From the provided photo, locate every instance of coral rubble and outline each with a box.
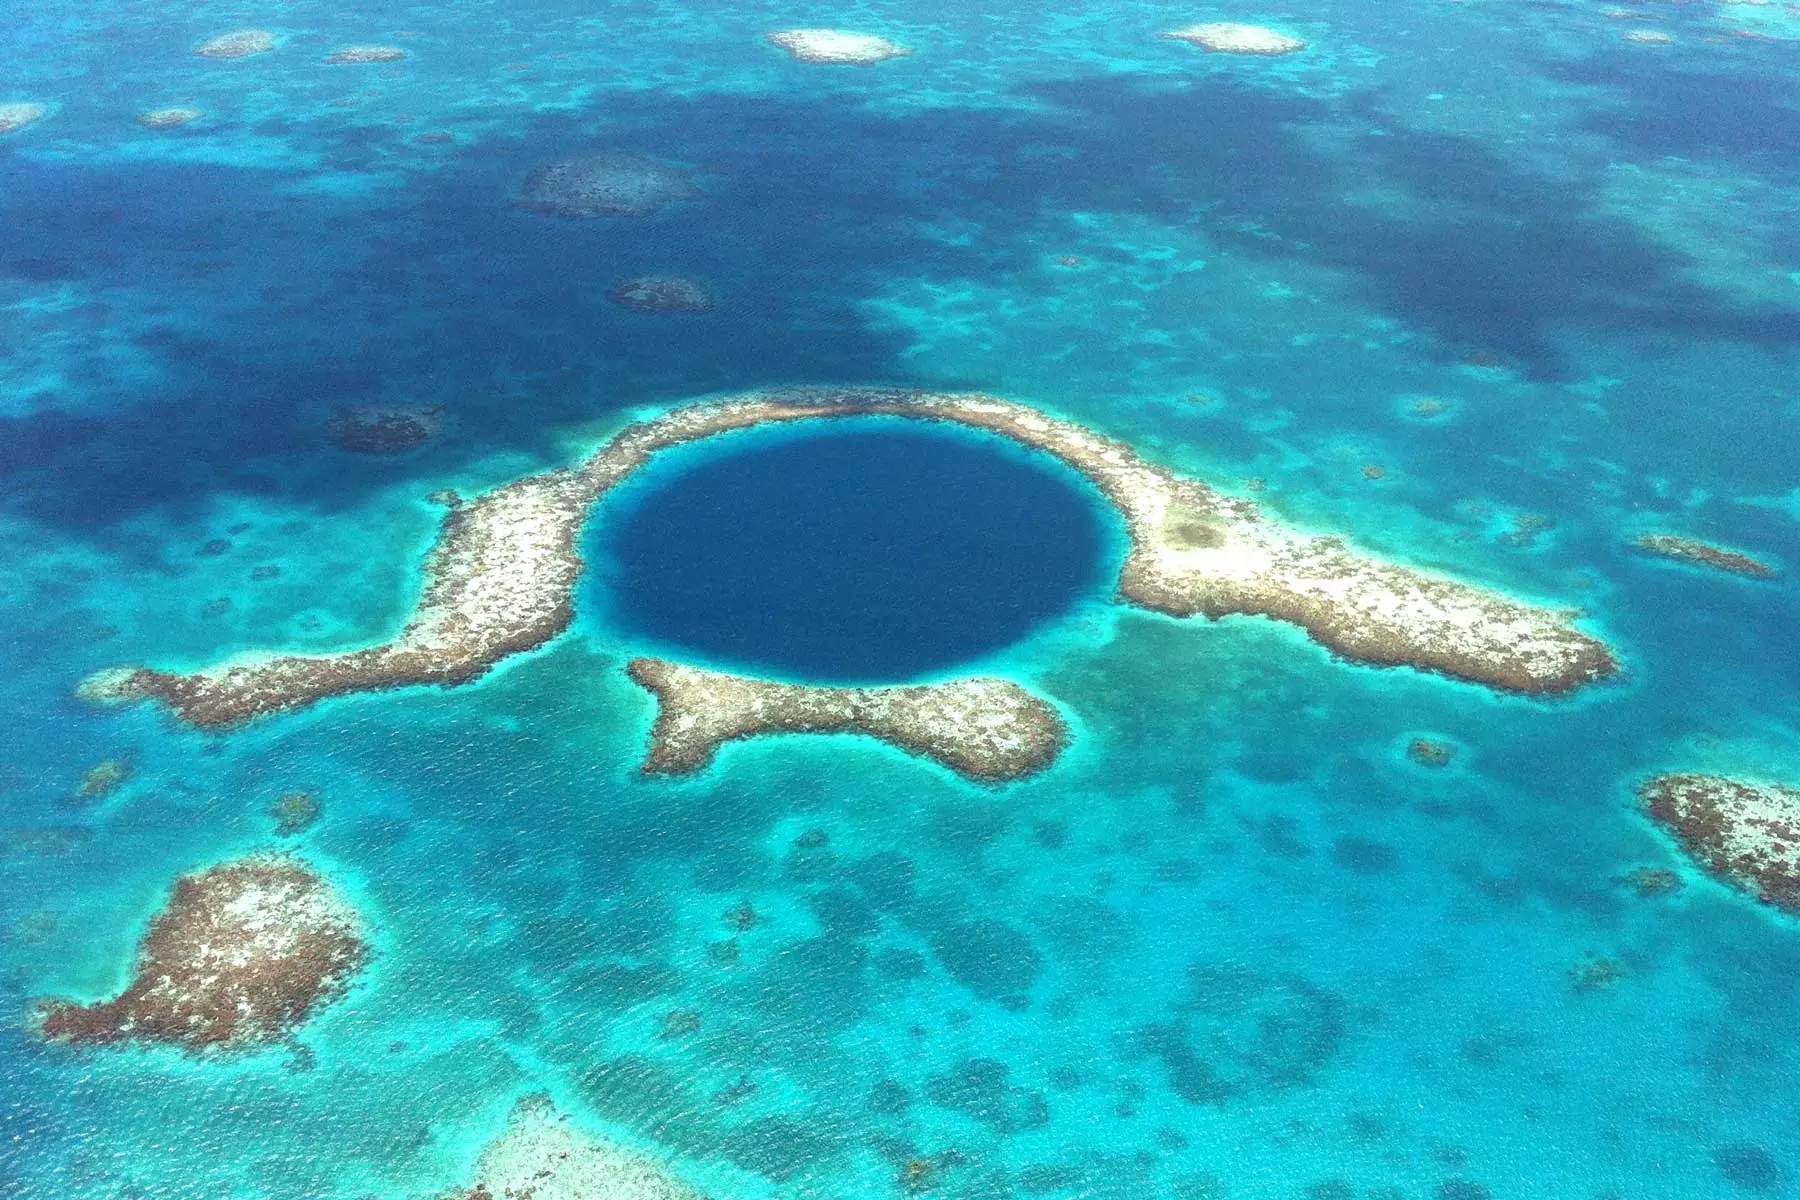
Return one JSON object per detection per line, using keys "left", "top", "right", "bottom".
{"left": 627, "top": 657, "right": 1068, "bottom": 782}
{"left": 767, "top": 29, "right": 911, "bottom": 64}
{"left": 1162, "top": 23, "right": 1307, "bottom": 54}
{"left": 195, "top": 30, "right": 277, "bottom": 59}
{"left": 1641, "top": 773, "right": 1800, "bottom": 912}
{"left": 137, "top": 107, "right": 203, "bottom": 129}
{"left": 451, "top": 1095, "right": 704, "bottom": 1200}
{"left": 0, "top": 102, "right": 49, "bottom": 134}
{"left": 608, "top": 274, "right": 714, "bottom": 313}
{"left": 85, "top": 388, "right": 1617, "bottom": 734}
{"left": 519, "top": 155, "right": 696, "bottom": 219}
{"left": 1630, "top": 533, "right": 1778, "bottom": 580}
{"left": 35, "top": 854, "right": 367, "bottom": 1050}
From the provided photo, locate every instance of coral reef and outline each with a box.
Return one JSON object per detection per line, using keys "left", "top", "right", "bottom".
{"left": 1630, "top": 533, "right": 1778, "bottom": 580}
{"left": 137, "top": 107, "right": 202, "bottom": 129}
{"left": 84, "top": 387, "right": 1617, "bottom": 732}
{"left": 519, "top": 155, "right": 697, "bottom": 218}
{"left": 271, "top": 791, "right": 321, "bottom": 835}
{"left": 75, "top": 758, "right": 131, "bottom": 802}
{"left": 1162, "top": 23, "right": 1307, "bottom": 54}
{"left": 35, "top": 854, "right": 367, "bottom": 1050}
{"left": 195, "top": 30, "right": 276, "bottom": 59}
{"left": 608, "top": 274, "right": 714, "bottom": 314}
{"left": 325, "top": 405, "right": 440, "bottom": 454}
{"left": 767, "top": 29, "right": 911, "bottom": 64}
{"left": 0, "top": 102, "right": 48, "bottom": 134}
{"left": 325, "top": 45, "right": 406, "bottom": 64}
{"left": 1622, "top": 28, "right": 1675, "bottom": 44}
{"left": 627, "top": 658, "right": 1068, "bottom": 782}
{"left": 1407, "top": 738, "right": 1456, "bottom": 767}
{"left": 1641, "top": 773, "right": 1800, "bottom": 912}
{"left": 451, "top": 1095, "right": 704, "bottom": 1200}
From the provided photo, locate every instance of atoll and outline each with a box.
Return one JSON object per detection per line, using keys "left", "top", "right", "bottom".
{"left": 627, "top": 657, "right": 1068, "bottom": 782}
{"left": 518, "top": 154, "right": 696, "bottom": 219}
{"left": 767, "top": 29, "right": 912, "bottom": 64}
{"left": 325, "top": 45, "right": 407, "bottom": 64}
{"left": 325, "top": 405, "right": 440, "bottom": 454}
{"left": 0, "top": 102, "right": 48, "bottom": 134}
{"left": 1630, "top": 533, "right": 1778, "bottom": 580}
{"left": 451, "top": 1095, "right": 704, "bottom": 1200}
{"left": 1162, "top": 23, "right": 1307, "bottom": 55}
{"left": 35, "top": 854, "right": 368, "bottom": 1050}
{"left": 608, "top": 274, "right": 713, "bottom": 314}
{"left": 1641, "top": 773, "right": 1800, "bottom": 913}
{"left": 195, "top": 30, "right": 277, "bottom": 59}
{"left": 137, "top": 107, "right": 202, "bottom": 129}
{"left": 83, "top": 388, "right": 1617, "bottom": 737}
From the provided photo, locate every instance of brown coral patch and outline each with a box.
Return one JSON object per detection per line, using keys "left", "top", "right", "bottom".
{"left": 325, "top": 45, "right": 407, "bottom": 64}
{"left": 1630, "top": 533, "right": 1778, "bottom": 580}
{"left": 326, "top": 405, "right": 440, "bottom": 454}
{"left": 519, "top": 155, "right": 697, "bottom": 219}
{"left": 607, "top": 274, "right": 713, "bottom": 314}
{"left": 195, "top": 30, "right": 276, "bottom": 59}
{"left": 35, "top": 854, "right": 368, "bottom": 1050}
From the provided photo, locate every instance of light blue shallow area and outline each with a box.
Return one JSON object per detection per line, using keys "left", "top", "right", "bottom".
{"left": 1, "top": 0, "right": 1798, "bottom": 1197}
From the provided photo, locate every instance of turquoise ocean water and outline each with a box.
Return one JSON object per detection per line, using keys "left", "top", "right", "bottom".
{"left": 2, "top": 0, "right": 1799, "bottom": 1196}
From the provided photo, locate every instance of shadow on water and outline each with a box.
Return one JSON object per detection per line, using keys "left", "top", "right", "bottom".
{"left": 2, "top": 70, "right": 1796, "bottom": 538}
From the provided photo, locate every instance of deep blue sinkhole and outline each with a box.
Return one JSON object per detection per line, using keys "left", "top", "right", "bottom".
{"left": 584, "top": 418, "right": 1119, "bottom": 683}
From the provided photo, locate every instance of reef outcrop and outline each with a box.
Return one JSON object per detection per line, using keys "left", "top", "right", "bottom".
{"left": 451, "top": 1096, "right": 703, "bottom": 1200}
{"left": 608, "top": 274, "right": 713, "bottom": 314}
{"left": 1630, "top": 533, "right": 1778, "bottom": 580}
{"left": 137, "top": 107, "right": 202, "bottom": 129}
{"left": 627, "top": 657, "right": 1068, "bottom": 782}
{"left": 84, "top": 387, "right": 1617, "bottom": 735}
{"left": 35, "top": 854, "right": 368, "bottom": 1050}
{"left": 325, "top": 45, "right": 407, "bottom": 64}
{"left": 1162, "top": 23, "right": 1307, "bottom": 55}
{"left": 0, "top": 102, "right": 48, "bottom": 134}
{"left": 195, "top": 30, "right": 277, "bottom": 59}
{"left": 519, "top": 155, "right": 696, "bottom": 219}
{"left": 1641, "top": 773, "right": 1800, "bottom": 913}
{"left": 767, "top": 29, "right": 912, "bottom": 64}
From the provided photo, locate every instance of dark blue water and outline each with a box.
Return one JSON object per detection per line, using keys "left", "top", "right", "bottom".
{"left": 585, "top": 420, "right": 1118, "bottom": 681}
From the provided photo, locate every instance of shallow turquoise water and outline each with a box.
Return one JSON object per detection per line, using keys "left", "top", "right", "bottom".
{"left": 2, "top": 1, "right": 1799, "bottom": 1198}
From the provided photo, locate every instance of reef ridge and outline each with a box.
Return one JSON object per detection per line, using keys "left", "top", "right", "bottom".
{"left": 1642, "top": 773, "right": 1800, "bottom": 912}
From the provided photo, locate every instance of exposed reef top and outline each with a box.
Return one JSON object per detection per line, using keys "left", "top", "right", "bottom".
{"left": 452, "top": 1096, "right": 704, "bottom": 1200}
{"left": 627, "top": 657, "right": 1068, "bottom": 782}
{"left": 767, "top": 29, "right": 912, "bottom": 64}
{"left": 0, "top": 102, "right": 48, "bottom": 134}
{"left": 519, "top": 155, "right": 697, "bottom": 219}
{"left": 1162, "top": 23, "right": 1307, "bottom": 54}
{"left": 83, "top": 388, "right": 1616, "bottom": 758}
{"left": 325, "top": 45, "right": 407, "bottom": 64}
{"left": 1631, "top": 533, "right": 1779, "bottom": 580}
{"left": 195, "top": 30, "right": 277, "bottom": 58}
{"left": 1642, "top": 773, "right": 1800, "bottom": 913}
{"left": 35, "top": 854, "right": 368, "bottom": 1051}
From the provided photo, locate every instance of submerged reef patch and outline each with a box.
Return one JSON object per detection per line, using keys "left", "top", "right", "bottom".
{"left": 136, "top": 107, "right": 202, "bottom": 129}
{"left": 1630, "top": 533, "right": 1778, "bottom": 580}
{"left": 1641, "top": 773, "right": 1800, "bottom": 913}
{"left": 608, "top": 274, "right": 713, "bottom": 314}
{"left": 767, "top": 29, "right": 911, "bottom": 64}
{"left": 1162, "top": 23, "right": 1307, "bottom": 55}
{"left": 627, "top": 658, "right": 1067, "bottom": 782}
{"left": 34, "top": 853, "right": 367, "bottom": 1051}
{"left": 194, "top": 30, "right": 276, "bottom": 59}
{"left": 83, "top": 388, "right": 1616, "bottom": 741}
{"left": 452, "top": 1094, "right": 704, "bottom": 1200}
{"left": 519, "top": 155, "right": 697, "bottom": 219}
{"left": 0, "top": 102, "right": 49, "bottom": 134}
{"left": 324, "top": 45, "right": 406, "bottom": 64}
{"left": 325, "top": 405, "right": 441, "bottom": 454}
